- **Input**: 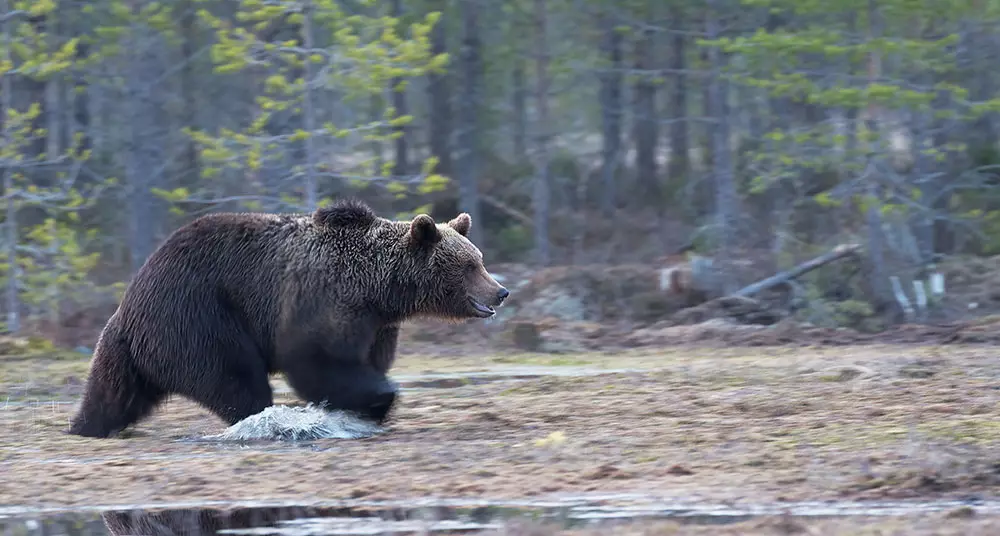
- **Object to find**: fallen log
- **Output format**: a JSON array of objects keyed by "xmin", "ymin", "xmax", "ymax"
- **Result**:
[{"xmin": 732, "ymin": 243, "xmax": 862, "ymax": 298}]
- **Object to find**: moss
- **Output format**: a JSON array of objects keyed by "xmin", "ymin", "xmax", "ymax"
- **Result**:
[
  {"xmin": 490, "ymin": 353, "xmax": 550, "ymax": 365},
  {"xmin": 830, "ymin": 299, "xmax": 886, "ymax": 332},
  {"xmin": 544, "ymin": 358, "xmax": 591, "ymax": 367},
  {"xmin": 916, "ymin": 419, "xmax": 1000, "ymax": 445}
]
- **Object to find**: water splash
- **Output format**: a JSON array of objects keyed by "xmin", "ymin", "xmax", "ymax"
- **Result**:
[{"xmin": 201, "ymin": 404, "xmax": 385, "ymax": 442}]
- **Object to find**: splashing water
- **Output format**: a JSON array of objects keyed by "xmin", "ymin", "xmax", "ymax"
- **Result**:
[{"xmin": 202, "ymin": 404, "xmax": 386, "ymax": 441}]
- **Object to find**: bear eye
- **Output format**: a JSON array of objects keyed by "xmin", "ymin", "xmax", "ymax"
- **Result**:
[{"xmin": 464, "ymin": 262, "xmax": 477, "ymax": 274}]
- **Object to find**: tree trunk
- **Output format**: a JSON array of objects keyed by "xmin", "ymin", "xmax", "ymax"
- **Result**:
[
  {"xmin": 125, "ymin": 8, "xmax": 165, "ymax": 273},
  {"xmin": 734, "ymin": 244, "xmax": 861, "ymax": 298},
  {"xmin": 456, "ymin": 0, "xmax": 482, "ymax": 245},
  {"xmin": 72, "ymin": 37, "xmax": 90, "ymax": 153},
  {"xmin": 532, "ymin": 0, "xmax": 551, "ymax": 266},
  {"xmin": 370, "ymin": 93, "xmax": 384, "ymax": 175},
  {"xmin": 301, "ymin": 0, "xmax": 317, "ymax": 210},
  {"xmin": 1, "ymin": 0, "xmax": 18, "ymax": 333},
  {"xmin": 512, "ymin": 54, "xmax": 527, "ymax": 162},
  {"xmin": 965, "ymin": 0, "xmax": 998, "ymax": 175},
  {"xmin": 864, "ymin": 0, "xmax": 892, "ymax": 311},
  {"xmin": 597, "ymin": 11, "xmax": 622, "ymax": 216},
  {"xmin": 706, "ymin": 0, "xmax": 737, "ymax": 293},
  {"xmin": 632, "ymin": 26, "xmax": 659, "ymax": 205},
  {"xmin": 88, "ymin": 63, "xmax": 104, "ymax": 155},
  {"xmin": 667, "ymin": 4, "xmax": 689, "ymax": 187},
  {"xmin": 45, "ymin": 3, "xmax": 63, "ymax": 159},
  {"xmin": 910, "ymin": 72, "xmax": 948, "ymax": 268},
  {"xmin": 390, "ymin": 0, "xmax": 409, "ymax": 177},
  {"xmin": 426, "ymin": 0, "xmax": 453, "ymax": 178},
  {"xmin": 178, "ymin": 0, "xmax": 201, "ymax": 187},
  {"xmin": 25, "ymin": 17, "xmax": 46, "ymax": 159}
]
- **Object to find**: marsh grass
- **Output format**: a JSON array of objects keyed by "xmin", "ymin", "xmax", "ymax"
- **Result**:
[{"xmin": 0, "ymin": 343, "xmax": 997, "ymax": 518}]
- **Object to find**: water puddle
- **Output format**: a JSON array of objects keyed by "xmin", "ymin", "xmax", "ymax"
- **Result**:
[
  {"xmin": 2, "ymin": 367, "xmax": 644, "ymax": 452},
  {"xmin": 267, "ymin": 367, "xmax": 653, "ymax": 395},
  {"xmin": 393, "ymin": 367, "xmax": 651, "ymax": 390},
  {"xmin": 2, "ymin": 495, "xmax": 998, "ymax": 535},
  {"xmin": 189, "ymin": 368, "xmax": 651, "ymax": 444},
  {"xmin": 1, "ymin": 367, "xmax": 643, "ymax": 405}
]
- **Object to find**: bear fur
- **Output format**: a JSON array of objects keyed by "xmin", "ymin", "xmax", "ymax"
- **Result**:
[{"xmin": 68, "ymin": 199, "xmax": 508, "ymax": 438}]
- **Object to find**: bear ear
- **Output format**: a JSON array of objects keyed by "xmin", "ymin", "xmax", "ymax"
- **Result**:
[
  {"xmin": 448, "ymin": 213, "xmax": 471, "ymax": 237},
  {"xmin": 409, "ymin": 214, "xmax": 441, "ymax": 245},
  {"xmin": 314, "ymin": 198, "xmax": 377, "ymax": 229}
]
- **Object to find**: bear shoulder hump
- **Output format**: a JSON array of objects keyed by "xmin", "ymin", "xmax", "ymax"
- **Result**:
[{"xmin": 312, "ymin": 198, "xmax": 379, "ymax": 229}]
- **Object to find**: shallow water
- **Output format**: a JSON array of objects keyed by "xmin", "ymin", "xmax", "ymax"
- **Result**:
[
  {"xmin": 199, "ymin": 368, "xmax": 649, "ymax": 442},
  {"xmin": 270, "ymin": 366, "xmax": 653, "ymax": 395},
  {"xmin": 201, "ymin": 405, "xmax": 385, "ymax": 442},
  {"xmin": 392, "ymin": 367, "xmax": 652, "ymax": 388},
  {"xmin": 2, "ymin": 367, "xmax": 639, "ymax": 405},
  {"xmin": 2, "ymin": 495, "xmax": 998, "ymax": 535},
  {"xmin": 3, "ymin": 365, "xmax": 998, "ymax": 534}
]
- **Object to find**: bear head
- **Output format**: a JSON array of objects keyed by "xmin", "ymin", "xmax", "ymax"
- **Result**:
[
  {"xmin": 312, "ymin": 199, "xmax": 509, "ymax": 322},
  {"xmin": 403, "ymin": 211, "xmax": 509, "ymax": 321}
]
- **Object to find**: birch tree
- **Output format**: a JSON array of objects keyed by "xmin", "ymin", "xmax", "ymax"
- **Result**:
[
  {"xmin": 0, "ymin": 0, "xmax": 108, "ymax": 333},
  {"xmin": 708, "ymin": 0, "xmax": 994, "ymax": 311},
  {"xmin": 176, "ymin": 0, "xmax": 451, "ymax": 213},
  {"xmin": 532, "ymin": 0, "xmax": 552, "ymax": 266}
]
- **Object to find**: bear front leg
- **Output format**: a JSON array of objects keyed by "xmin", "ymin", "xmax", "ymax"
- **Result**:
[
  {"xmin": 320, "ymin": 359, "xmax": 398, "ymax": 424},
  {"xmin": 369, "ymin": 324, "xmax": 400, "ymax": 374},
  {"xmin": 280, "ymin": 333, "xmax": 398, "ymax": 424}
]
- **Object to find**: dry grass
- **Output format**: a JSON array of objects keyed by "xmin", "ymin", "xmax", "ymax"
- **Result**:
[
  {"xmin": 1, "ymin": 343, "xmax": 998, "ymax": 530},
  {"xmin": 492, "ymin": 512, "xmax": 1000, "ymax": 535}
]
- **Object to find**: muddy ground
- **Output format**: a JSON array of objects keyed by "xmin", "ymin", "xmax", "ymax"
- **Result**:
[
  {"xmin": 524, "ymin": 514, "xmax": 1000, "ymax": 535},
  {"xmin": 1, "ymin": 343, "xmax": 1000, "ymax": 534},
  {"xmin": 517, "ymin": 515, "xmax": 1000, "ymax": 535}
]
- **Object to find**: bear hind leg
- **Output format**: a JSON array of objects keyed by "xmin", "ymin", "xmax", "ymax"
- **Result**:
[
  {"xmin": 177, "ymin": 334, "xmax": 274, "ymax": 426},
  {"xmin": 195, "ymin": 368, "xmax": 274, "ymax": 426},
  {"xmin": 69, "ymin": 336, "xmax": 165, "ymax": 438}
]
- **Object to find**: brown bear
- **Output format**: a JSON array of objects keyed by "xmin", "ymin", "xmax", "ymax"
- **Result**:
[{"xmin": 67, "ymin": 199, "xmax": 508, "ymax": 438}]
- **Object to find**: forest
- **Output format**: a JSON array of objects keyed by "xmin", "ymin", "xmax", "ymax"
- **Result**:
[
  {"xmin": 3, "ymin": 0, "xmax": 1000, "ymax": 346},
  {"xmin": 5, "ymin": 2, "xmax": 1000, "ymax": 531}
]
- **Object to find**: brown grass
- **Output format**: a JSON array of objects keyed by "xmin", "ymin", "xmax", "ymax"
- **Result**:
[
  {"xmin": 491, "ymin": 513, "xmax": 1000, "ymax": 535},
  {"xmin": 1, "ymin": 344, "xmax": 999, "ymax": 530}
]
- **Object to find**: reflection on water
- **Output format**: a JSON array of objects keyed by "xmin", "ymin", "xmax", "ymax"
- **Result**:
[
  {"xmin": 102, "ymin": 506, "xmax": 351, "ymax": 535},
  {"xmin": 1, "ymin": 496, "xmax": 998, "ymax": 535}
]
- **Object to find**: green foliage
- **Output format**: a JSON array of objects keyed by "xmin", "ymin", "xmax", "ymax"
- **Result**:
[
  {"xmin": 0, "ymin": 216, "xmax": 121, "ymax": 328},
  {"xmin": 829, "ymin": 299, "xmax": 883, "ymax": 333},
  {"xmin": 179, "ymin": 0, "xmax": 450, "ymax": 212},
  {"xmin": 794, "ymin": 283, "xmax": 884, "ymax": 332},
  {"xmin": 699, "ymin": 0, "xmax": 994, "ymax": 229},
  {"xmin": 393, "ymin": 204, "xmax": 434, "ymax": 221},
  {"xmin": 1, "ymin": 0, "xmax": 116, "ymax": 333},
  {"xmin": 492, "ymin": 224, "xmax": 534, "ymax": 262},
  {"xmin": 2, "ymin": 1, "xmax": 79, "ymax": 80},
  {"xmin": 961, "ymin": 208, "xmax": 1000, "ymax": 255},
  {"xmin": 17, "ymin": 220, "xmax": 100, "ymax": 316}
]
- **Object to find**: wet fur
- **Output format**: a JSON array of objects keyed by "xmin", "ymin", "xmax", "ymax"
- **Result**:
[{"xmin": 68, "ymin": 199, "xmax": 504, "ymax": 438}]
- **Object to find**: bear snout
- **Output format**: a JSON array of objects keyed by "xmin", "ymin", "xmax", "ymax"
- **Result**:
[{"xmin": 496, "ymin": 286, "xmax": 509, "ymax": 304}]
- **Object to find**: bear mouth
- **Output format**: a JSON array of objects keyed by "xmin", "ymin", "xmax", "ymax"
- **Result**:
[{"xmin": 467, "ymin": 296, "xmax": 496, "ymax": 318}]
